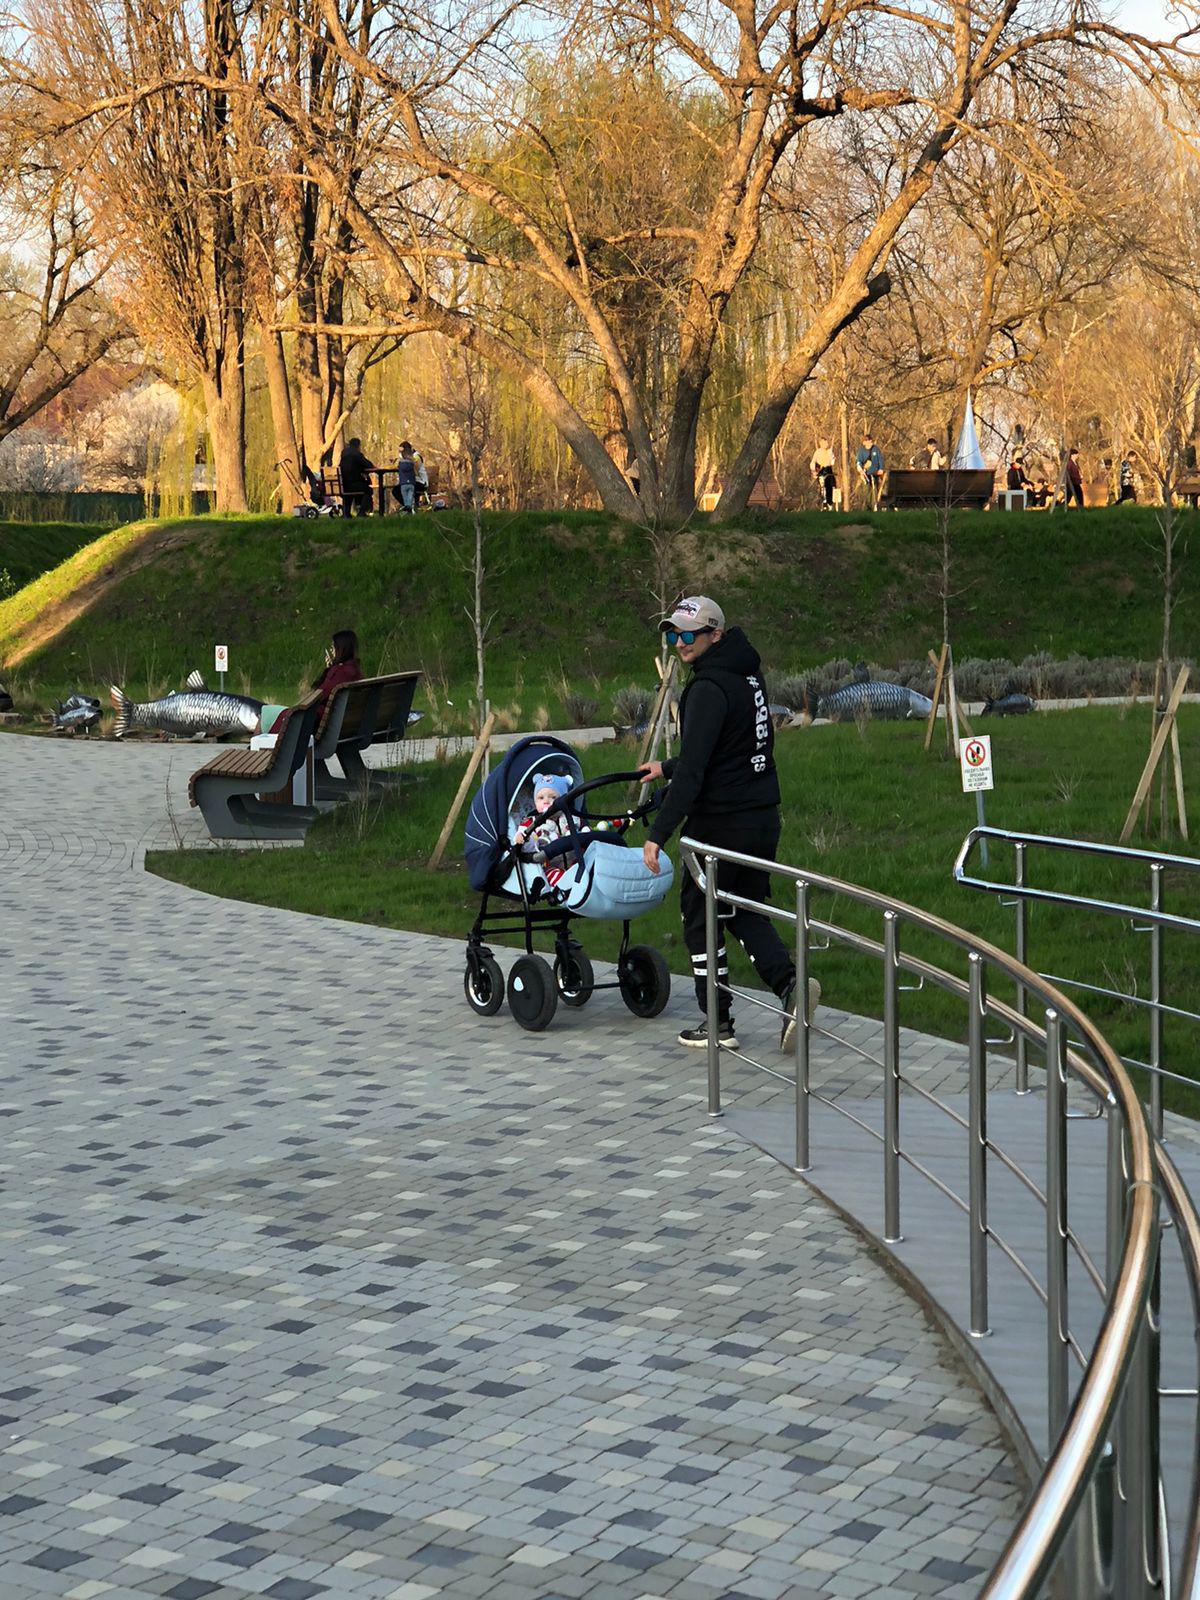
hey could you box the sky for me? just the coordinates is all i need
[1113,0,1196,34]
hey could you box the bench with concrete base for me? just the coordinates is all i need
[313,670,421,802]
[188,693,322,841]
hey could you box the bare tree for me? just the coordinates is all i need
[0,178,125,443]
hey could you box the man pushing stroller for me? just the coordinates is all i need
[638,596,818,1051]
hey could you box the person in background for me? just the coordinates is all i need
[339,438,375,516]
[1028,477,1051,509]
[1119,453,1139,503]
[414,447,431,507]
[809,437,837,508]
[1007,454,1032,493]
[393,441,419,513]
[855,434,886,509]
[918,436,947,470]
[1064,447,1085,508]
[259,629,364,737]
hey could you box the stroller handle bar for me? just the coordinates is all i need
[538,770,660,825]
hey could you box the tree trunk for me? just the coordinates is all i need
[261,323,301,511]
[202,366,248,512]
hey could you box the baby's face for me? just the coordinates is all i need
[534,787,558,814]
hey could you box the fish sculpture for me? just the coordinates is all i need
[111,670,264,740]
[52,693,102,734]
[806,665,933,721]
[981,680,1035,717]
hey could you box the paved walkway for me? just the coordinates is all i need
[0,736,1024,1600]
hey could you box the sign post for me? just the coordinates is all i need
[960,734,994,866]
[214,644,228,692]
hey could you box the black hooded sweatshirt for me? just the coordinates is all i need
[648,626,780,846]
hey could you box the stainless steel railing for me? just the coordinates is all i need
[953,827,1200,1136]
[679,835,1200,1600]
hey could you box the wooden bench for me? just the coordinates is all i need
[1175,474,1200,507]
[313,670,422,800]
[883,468,996,510]
[188,694,322,841]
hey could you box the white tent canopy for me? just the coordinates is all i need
[952,392,986,469]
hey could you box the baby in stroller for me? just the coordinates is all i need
[514,771,627,878]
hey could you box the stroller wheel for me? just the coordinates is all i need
[464,953,504,1016]
[507,954,558,1032]
[619,945,671,1018]
[554,943,594,1008]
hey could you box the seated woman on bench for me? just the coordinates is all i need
[260,629,364,735]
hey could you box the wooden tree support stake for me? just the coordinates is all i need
[924,645,949,752]
[1120,666,1190,843]
[427,712,496,869]
[631,656,679,801]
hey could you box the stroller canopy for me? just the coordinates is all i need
[464,734,584,891]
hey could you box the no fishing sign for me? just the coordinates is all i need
[960,735,994,793]
[214,644,229,675]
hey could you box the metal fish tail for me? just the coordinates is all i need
[111,686,134,740]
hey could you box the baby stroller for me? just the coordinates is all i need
[463,734,675,1031]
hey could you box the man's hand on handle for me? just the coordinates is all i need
[637,760,664,783]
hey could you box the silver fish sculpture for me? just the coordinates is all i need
[52,693,102,733]
[809,668,932,721]
[982,682,1035,716]
[111,671,264,739]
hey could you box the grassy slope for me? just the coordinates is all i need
[0,523,104,592]
[149,705,1200,1114]
[1,505,1192,717]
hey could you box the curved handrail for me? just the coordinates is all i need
[680,837,1170,1599]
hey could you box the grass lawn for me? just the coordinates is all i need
[149,704,1200,1116]
[0,522,106,594]
[3,504,1194,722]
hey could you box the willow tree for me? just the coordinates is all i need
[232,0,1190,519]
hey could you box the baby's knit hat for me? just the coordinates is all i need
[532,772,573,799]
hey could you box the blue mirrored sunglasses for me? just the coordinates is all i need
[664,626,713,646]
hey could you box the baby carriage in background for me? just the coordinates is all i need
[463,734,675,1031]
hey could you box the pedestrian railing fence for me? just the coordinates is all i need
[953,826,1200,1138]
[679,834,1200,1600]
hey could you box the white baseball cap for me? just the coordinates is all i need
[661,595,725,633]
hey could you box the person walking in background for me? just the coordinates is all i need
[1119,452,1139,502]
[1064,447,1085,508]
[393,441,419,513]
[414,446,431,507]
[637,595,819,1053]
[809,437,837,508]
[339,437,375,516]
[856,434,886,509]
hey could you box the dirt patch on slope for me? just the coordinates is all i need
[2,523,206,669]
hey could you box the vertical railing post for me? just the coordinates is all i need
[882,911,902,1243]
[793,881,811,1174]
[972,947,992,1337]
[1149,862,1163,1139]
[1045,1010,1069,1444]
[1014,842,1030,1095]
[705,854,722,1118]
[1116,1204,1164,1600]
[968,952,990,1336]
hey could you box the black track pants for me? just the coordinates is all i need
[678,810,795,1020]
